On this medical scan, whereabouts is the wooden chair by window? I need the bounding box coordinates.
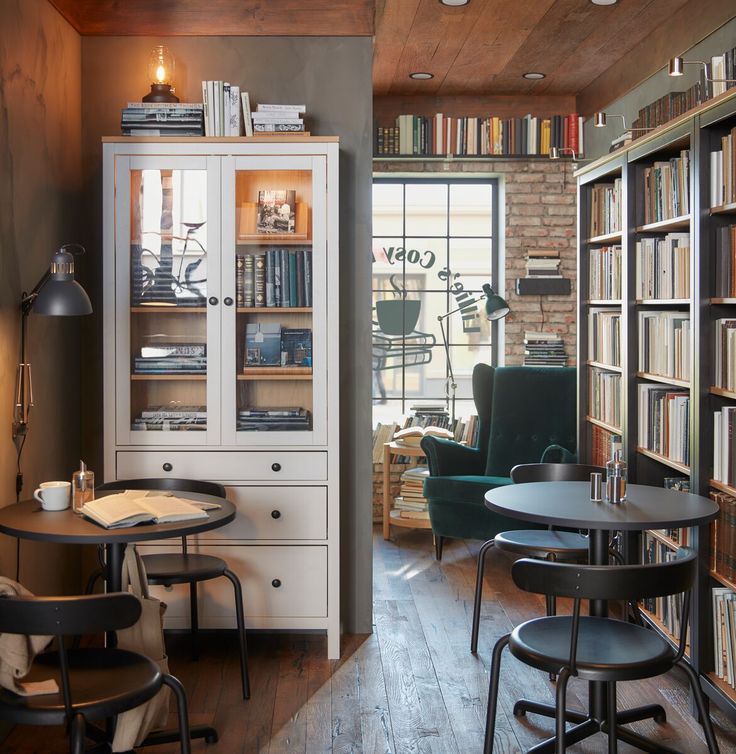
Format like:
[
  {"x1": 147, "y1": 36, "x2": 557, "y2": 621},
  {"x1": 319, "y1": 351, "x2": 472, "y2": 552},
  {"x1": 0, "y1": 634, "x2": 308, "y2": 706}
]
[
  {"x1": 0, "y1": 592, "x2": 191, "y2": 754},
  {"x1": 483, "y1": 548, "x2": 720, "y2": 754},
  {"x1": 93, "y1": 478, "x2": 250, "y2": 700}
]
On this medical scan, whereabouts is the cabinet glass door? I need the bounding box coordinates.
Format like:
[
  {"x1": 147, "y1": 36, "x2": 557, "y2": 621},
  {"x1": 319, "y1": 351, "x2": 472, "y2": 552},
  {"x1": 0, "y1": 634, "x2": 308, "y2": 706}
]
[
  {"x1": 222, "y1": 155, "x2": 327, "y2": 445},
  {"x1": 115, "y1": 155, "x2": 221, "y2": 445}
]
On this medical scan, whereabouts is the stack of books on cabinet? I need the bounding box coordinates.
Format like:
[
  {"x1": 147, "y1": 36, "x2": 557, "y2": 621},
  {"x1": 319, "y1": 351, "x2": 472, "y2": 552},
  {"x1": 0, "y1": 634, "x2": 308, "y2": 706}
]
[
  {"x1": 121, "y1": 102, "x2": 205, "y2": 137},
  {"x1": 577, "y1": 89, "x2": 736, "y2": 716}
]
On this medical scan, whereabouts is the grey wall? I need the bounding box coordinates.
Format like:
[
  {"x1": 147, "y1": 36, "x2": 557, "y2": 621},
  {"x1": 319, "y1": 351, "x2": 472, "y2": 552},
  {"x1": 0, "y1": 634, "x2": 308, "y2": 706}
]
[
  {"x1": 584, "y1": 17, "x2": 736, "y2": 159},
  {"x1": 0, "y1": 0, "x2": 82, "y2": 594},
  {"x1": 79, "y1": 36, "x2": 374, "y2": 633}
]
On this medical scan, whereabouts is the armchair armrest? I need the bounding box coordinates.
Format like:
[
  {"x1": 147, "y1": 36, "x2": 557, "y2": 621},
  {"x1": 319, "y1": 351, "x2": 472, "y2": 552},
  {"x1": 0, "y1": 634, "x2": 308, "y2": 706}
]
[
  {"x1": 420, "y1": 436, "x2": 485, "y2": 476},
  {"x1": 540, "y1": 444, "x2": 577, "y2": 464}
]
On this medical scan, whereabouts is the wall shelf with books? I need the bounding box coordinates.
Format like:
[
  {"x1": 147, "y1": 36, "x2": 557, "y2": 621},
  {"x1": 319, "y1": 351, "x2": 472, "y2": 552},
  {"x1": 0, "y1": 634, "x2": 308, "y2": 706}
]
[
  {"x1": 577, "y1": 90, "x2": 736, "y2": 724},
  {"x1": 588, "y1": 231, "x2": 623, "y2": 244},
  {"x1": 586, "y1": 360, "x2": 623, "y2": 373},
  {"x1": 585, "y1": 416, "x2": 621, "y2": 435},
  {"x1": 587, "y1": 299, "x2": 622, "y2": 306}
]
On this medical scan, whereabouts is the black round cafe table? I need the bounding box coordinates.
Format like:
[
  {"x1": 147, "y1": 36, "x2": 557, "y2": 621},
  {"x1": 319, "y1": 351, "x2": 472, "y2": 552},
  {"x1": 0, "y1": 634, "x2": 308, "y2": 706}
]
[{"x1": 485, "y1": 481, "x2": 718, "y2": 754}]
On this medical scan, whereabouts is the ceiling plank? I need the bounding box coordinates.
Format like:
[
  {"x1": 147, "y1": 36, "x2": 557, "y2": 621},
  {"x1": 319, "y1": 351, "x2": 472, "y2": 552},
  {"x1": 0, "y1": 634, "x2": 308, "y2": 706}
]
[
  {"x1": 47, "y1": 0, "x2": 375, "y2": 36},
  {"x1": 438, "y1": 0, "x2": 558, "y2": 95},
  {"x1": 576, "y1": 0, "x2": 736, "y2": 115},
  {"x1": 372, "y1": 0, "x2": 422, "y2": 96},
  {"x1": 387, "y1": 0, "x2": 489, "y2": 95}
]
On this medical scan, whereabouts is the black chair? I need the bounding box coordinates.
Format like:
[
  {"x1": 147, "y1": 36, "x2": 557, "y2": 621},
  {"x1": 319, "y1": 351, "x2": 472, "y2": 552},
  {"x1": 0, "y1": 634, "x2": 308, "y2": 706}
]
[
  {"x1": 470, "y1": 463, "x2": 603, "y2": 654},
  {"x1": 93, "y1": 478, "x2": 250, "y2": 700},
  {"x1": 483, "y1": 548, "x2": 720, "y2": 754},
  {"x1": 0, "y1": 592, "x2": 191, "y2": 754}
]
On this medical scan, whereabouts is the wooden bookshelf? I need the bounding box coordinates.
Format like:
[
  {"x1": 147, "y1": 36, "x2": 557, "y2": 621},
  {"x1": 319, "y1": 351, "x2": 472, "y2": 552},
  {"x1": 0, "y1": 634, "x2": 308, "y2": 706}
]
[
  {"x1": 710, "y1": 386, "x2": 736, "y2": 400},
  {"x1": 586, "y1": 416, "x2": 622, "y2": 435},
  {"x1": 709, "y1": 479, "x2": 736, "y2": 497},
  {"x1": 710, "y1": 202, "x2": 736, "y2": 215},
  {"x1": 710, "y1": 570, "x2": 736, "y2": 591},
  {"x1": 636, "y1": 447, "x2": 690, "y2": 474},
  {"x1": 648, "y1": 529, "x2": 681, "y2": 552},
  {"x1": 587, "y1": 231, "x2": 622, "y2": 244}
]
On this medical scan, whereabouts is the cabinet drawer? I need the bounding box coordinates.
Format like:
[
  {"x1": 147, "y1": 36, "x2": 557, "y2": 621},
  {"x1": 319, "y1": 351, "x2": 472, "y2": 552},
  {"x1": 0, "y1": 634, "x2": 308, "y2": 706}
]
[
  {"x1": 116, "y1": 450, "x2": 327, "y2": 481},
  {"x1": 197, "y1": 486, "x2": 326, "y2": 540},
  {"x1": 140, "y1": 544, "x2": 327, "y2": 623}
]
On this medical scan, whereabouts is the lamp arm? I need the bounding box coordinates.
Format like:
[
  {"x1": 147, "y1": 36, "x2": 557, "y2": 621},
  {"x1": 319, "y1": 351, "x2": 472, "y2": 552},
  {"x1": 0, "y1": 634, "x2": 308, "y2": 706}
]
[
  {"x1": 682, "y1": 59, "x2": 736, "y2": 83},
  {"x1": 437, "y1": 315, "x2": 457, "y2": 423},
  {"x1": 439, "y1": 295, "x2": 486, "y2": 321}
]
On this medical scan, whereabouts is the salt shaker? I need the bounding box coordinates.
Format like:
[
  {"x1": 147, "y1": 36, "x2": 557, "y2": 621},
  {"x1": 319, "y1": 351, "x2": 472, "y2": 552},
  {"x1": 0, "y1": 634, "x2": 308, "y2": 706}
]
[
  {"x1": 72, "y1": 460, "x2": 95, "y2": 514},
  {"x1": 590, "y1": 472, "x2": 603, "y2": 501}
]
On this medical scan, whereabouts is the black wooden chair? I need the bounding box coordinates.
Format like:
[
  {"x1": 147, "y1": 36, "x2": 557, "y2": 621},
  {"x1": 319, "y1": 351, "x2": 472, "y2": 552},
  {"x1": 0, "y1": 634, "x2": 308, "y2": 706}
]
[
  {"x1": 93, "y1": 478, "x2": 250, "y2": 700},
  {"x1": 0, "y1": 592, "x2": 191, "y2": 754},
  {"x1": 470, "y1": 463, "x2": 603, "y2": 653},
  {"x1": 483, "y1": 548, "x2": 720, "y2": 754}
]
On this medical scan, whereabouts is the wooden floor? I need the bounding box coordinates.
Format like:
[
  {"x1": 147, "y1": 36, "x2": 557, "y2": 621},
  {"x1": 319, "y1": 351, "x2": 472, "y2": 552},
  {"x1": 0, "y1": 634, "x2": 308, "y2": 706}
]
[{"x1": 4, "y1": 527, "x2": 736, "y2": 753}]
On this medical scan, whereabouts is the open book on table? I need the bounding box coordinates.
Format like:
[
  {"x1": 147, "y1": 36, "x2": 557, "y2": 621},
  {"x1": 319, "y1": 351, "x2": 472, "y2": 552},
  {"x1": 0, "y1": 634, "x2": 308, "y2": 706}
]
[{"x1": 80, "y1": 490, "x2": 214, "y2": 529}]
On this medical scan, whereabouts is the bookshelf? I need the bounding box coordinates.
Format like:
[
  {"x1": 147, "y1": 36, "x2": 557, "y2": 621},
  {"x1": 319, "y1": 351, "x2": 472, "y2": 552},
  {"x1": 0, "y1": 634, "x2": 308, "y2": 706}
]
[{"x1": 576, "y1": 89, "x2": 736, "y2": 721}]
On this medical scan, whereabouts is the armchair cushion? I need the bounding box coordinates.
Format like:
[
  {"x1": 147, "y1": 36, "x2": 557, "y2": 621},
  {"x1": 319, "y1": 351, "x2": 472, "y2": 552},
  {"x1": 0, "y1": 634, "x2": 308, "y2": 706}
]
[{"x1": 420, "y1": 436, "x2": 485, "y2": 477}]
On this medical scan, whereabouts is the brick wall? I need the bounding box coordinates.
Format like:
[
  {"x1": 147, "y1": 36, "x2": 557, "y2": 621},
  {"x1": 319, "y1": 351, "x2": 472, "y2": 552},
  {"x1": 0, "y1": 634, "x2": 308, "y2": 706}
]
[{"x1": 372, "y1": 158, "x2": 577, "y2": 366}]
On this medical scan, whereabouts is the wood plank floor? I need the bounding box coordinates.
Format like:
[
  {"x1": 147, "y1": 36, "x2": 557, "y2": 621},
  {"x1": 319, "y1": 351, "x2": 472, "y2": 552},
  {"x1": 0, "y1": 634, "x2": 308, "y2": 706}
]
[{"x1": 4, "y1": 528, "x2": 736, "y2": 753}]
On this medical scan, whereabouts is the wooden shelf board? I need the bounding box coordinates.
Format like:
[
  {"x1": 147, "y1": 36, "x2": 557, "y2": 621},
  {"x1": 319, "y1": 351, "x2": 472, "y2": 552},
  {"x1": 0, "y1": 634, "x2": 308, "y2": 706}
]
[
  {"x1": 710, "y1": 298, "x2": 736, "y2": 304},
  {"x1": 386, "y1": 441, "x2": 427, "y2": 458},
  {"x1": 635, "y1": 299, "x2": 689, "y2": 305},
  {"x1": 237, "y1": 237, "x2": 311, "y2": 246},
  {"x1": 586, "y1": 299, "x2": 622, "y2": 306},
  {"x1": 710, "y1": 479, "x2": 736, "y2": 497},
  {"x1": 586, "y1": 416, "x2": 622, "y2": 435},
  {"x1": 636, "y1": 372, "x2": 690, "y2": 388},
  {"x1": 705, "y1": 673, "x2": 736, "y2": 704},
  {"x1": 710, "y1": 570, "x2": 736, "y2": 591},
  {"x1": 647, "y1": 529, "x2": 681, "y2": 552},
  {"x1": 388, "y1": 509, "x2": 432, "y2": 529},
  {"x1": 636, "y1": 215, "x2": 691, "y2": 233},
  {"x1": 238, "y1": 368, "x2": 312, "y2": 381},
  {"x1": 710, "y1": 202, "x2": 736, "y2": 215},
  {"x1": 587, "y1": 360, "x2": 623, "y2": 373},
  {"x1": 131, "y1": 374, "x2": 206, "y2": 381},
  {"x1": 237, "y1": 307, "x2": 312, "y2": 313},
  {"x1": 587, "y1": 231, "x2": 623, "y2": 244},
  {"x1": 130, "y1": 306, "x2": 206, "y2": 314},
  {"x1": 710, "y1": 387, "x2": 736, "y2": 400},
  {"x1": 636, "y1": 447, "x2": 690, "y2": 474}
]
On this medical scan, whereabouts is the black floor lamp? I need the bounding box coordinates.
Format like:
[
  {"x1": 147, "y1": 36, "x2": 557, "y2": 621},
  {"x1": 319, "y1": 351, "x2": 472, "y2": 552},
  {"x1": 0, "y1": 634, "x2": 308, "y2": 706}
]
[
  {"x1": 13, "y1": 243, "x2": 93, "y2": 500},
  {"x1": 437, "y1": 282, "x2": 509, "y2": 422}
]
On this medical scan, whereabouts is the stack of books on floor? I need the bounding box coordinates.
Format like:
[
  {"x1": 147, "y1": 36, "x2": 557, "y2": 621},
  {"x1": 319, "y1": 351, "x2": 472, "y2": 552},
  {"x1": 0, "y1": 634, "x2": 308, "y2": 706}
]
[
  {"x1": 251, "y1": 104, "x2": 307, "y2": 134},
  {"x1": 236, "y1": 407, "x2": 311, "y2": 431},
  {"x1": 523, "y1": 331, "x2": 567, "y2": 367},
  {"x1": 134, "y1": 338, "x2": 207, "y2": 374},
  {"x1": 393, "y1": 467, "x2": 430, "y2": 520},
  {"x1": 121, "y1": 102, "x2": 205, "y2": 137},
  {"x1": 132, "y1": 405, "x2": 207, "y2": 431},
  {"x1": 236, "y1": 250, "x2": 312, "y2": 308}
]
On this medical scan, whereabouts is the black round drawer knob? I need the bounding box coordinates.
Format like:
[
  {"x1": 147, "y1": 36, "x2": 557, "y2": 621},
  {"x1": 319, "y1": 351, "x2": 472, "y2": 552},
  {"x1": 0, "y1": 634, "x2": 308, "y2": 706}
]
[
  {"x1": 162, "y1": 462, "x2": 173, "y2": 472},
  {"x1": 271, "y1": 462, "x2": 282, "y2": 472},
  {"x1": 271, "y1": 510, "x2": 281, "y2": 519},
  {"x1": 208, "y1": 296, "x2": 218, "y2": 305},
  {"x1": 271, "y1": 579, "x2": 282, "y2": 588},
  {"x1": 223, "y1": 297, "x2": 234, "y2": 306}
]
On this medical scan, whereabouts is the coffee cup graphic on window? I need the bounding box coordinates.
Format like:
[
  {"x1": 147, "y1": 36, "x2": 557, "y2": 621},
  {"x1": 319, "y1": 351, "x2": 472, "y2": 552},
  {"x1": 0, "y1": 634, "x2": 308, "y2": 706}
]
[{"x1": 376, "y1": 275, "x2": 421, "y2": 336}]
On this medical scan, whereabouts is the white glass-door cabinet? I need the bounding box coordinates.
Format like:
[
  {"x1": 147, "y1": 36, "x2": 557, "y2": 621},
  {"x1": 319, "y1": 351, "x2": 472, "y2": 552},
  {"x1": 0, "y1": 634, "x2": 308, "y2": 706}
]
[{"x1": 102, "y1": 137, "x2": 340, "y2": 658}]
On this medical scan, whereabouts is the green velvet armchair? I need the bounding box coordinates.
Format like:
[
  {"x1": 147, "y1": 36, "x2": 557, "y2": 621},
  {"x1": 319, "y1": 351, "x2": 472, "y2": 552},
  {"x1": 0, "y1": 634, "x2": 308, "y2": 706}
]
[{"x1": 420, "y1": 364, "x2": 577, "y2": 559}]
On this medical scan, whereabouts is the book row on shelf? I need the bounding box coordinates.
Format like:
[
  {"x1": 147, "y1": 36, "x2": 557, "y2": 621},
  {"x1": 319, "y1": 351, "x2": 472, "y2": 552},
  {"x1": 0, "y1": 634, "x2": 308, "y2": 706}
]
[
  {"x1": 713, "y1": 408, "x2": 736, "y2": 488},
  {"x1": 588, "y1": 245, "x2": 622, "y2": 301},
  {"x1": 374, "y1": 112, "x2": 583, "y2": 157},
  {"x1": 641, "y1": 532, "x2": 688, "y2": 641},
  {"x1": 638, "y1": 311, "x2": 691, "y2": 381},
  {"x1": 714, "y1": 319, "x2": 736, "y2": 392},
  {"x1": 637, "y1": 384, "x2": 690, "y2": 466},
  {"x1": 710, "y1": 125, "x2": 736, "y2": 207},
  {"x1": 642, "y1": 150, "x2": 690, "y2": 224},
  {"x1": 589, "y1": 179, "x2": 622, "y2": 236},
  {"x1": 589, "y1": 424, "x2": 622, "y2": 468},
  {"x1": 132, "y1": 405, "x2": 207, "y2": 432},
  {"x1": 715, "y1": 226, "x2": 736, "y2": 298},
  {"x1": 635, "y1": 234, "x2": 690, "y2": 300},
  {"x1": 588, "y1": 309, "x2": 621, "y2": 367},
  {"x1": 244, "y1": 325, "x2": 312, "y2": 370},
  {"x1": 712, "y1": 489, "x2": 736, "y2": 583},
  {"x1": 235, "y1": 249, "x2": 312, "y2": 308},
  {"x1": 589, "y1": 368, "x2": 621, "y2": 430},
  {"x1": 236, "y1": 407, "x2": 312, "y2": 432},
  {"x1": 133, "y1": 338, "x2": 206, "y2": 375},
  {"x1": 712, "y1": 586, "x2": 736, "y2": 692}
]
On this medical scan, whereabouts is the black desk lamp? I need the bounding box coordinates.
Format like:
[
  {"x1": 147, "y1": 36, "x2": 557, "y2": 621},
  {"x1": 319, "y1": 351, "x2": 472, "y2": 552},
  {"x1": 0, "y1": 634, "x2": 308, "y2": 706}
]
[
  {"x1": 13, "y1": 243, "x2": 92, "y2": 498},
  {"x1": 437, "y1": 282, "x2": 509, "y2": 422}
]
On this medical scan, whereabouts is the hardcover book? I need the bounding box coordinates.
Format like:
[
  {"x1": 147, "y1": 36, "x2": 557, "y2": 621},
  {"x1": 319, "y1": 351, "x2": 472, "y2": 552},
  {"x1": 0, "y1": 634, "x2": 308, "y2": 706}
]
[
  {"x1": 245, "y1": 323, "x2": 281, "y2": 366},
  {"x1": 256, "y1": 190, "x2": 296, "y2": 234},
  {"x1": 280, "y1": 328, "x2": 312, "y2": 367}
]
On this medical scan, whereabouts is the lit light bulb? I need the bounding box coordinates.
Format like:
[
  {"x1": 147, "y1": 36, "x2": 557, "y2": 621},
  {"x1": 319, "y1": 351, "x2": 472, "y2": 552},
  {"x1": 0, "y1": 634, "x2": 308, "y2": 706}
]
[{"x1": 155, "y1": 63, "x2": 166, "y2": 84}]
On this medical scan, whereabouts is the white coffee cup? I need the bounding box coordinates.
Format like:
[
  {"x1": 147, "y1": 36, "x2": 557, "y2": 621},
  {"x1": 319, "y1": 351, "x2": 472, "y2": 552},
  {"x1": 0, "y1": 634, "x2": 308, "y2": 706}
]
[{"x1": 34, "y1": 481, "x2": 71, "y2": 511}]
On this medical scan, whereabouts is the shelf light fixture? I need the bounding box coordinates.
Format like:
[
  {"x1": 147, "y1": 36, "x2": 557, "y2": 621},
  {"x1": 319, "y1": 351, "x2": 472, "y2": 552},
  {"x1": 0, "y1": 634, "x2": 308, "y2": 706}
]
[
  {"x1": 549, "y1": 147, "x2": 584, "y2": 162},
  {"x1": 409, "y1": 72, "x2": 434, "y2": 80},
  {"x1": 668, "y1": 56, "x2": 736, "y2": 84},
  {"x1": 523, "y1": 72, "x2": 545, "y2": 80},
  {"x1": 439, "y1": 0, "x2": 470, "y2": 5},
  {"x1": 593, "y1": 111, "x2": 654, "y2": 145}
]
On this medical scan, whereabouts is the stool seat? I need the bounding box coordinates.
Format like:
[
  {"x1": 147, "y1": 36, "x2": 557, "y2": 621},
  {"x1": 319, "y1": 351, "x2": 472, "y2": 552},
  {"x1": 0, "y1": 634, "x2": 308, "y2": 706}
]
[
  {"x1": 143, "y1": 553, "x2": 227, "y2": 584},
  {"x1": 494, "y1": 529, "x2": 588, "y2": 559}
]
